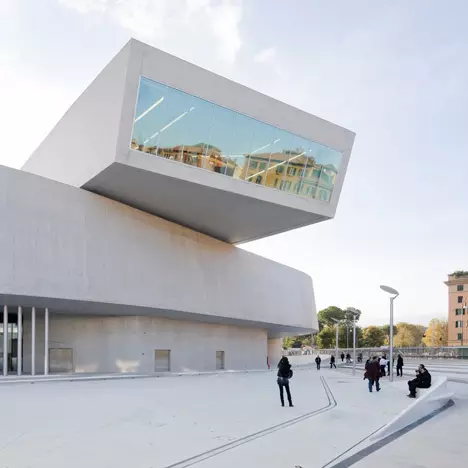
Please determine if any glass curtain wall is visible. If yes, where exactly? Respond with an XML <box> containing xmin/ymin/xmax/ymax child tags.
<box><xmin>131</xmin><ymin>76</ymin><xmax>342</xmax><ymax>203</ymax></box>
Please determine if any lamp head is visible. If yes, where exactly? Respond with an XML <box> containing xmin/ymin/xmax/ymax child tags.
<box><xmin>380</xmin><ymin>285</ymin><xmax>399</xmax><ymax>296</ymax></box>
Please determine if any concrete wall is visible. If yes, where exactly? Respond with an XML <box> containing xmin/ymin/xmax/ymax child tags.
<box><xmin>22</xmin><ymin>312</ymin><xmax>267</xmax><ymax>374</ymax></box>
<box><xmin>21</xmin><ymin>42</ymin><xmax>131</xmax><ymax>187</ymax></box>
<box><xmin>0</xmin><ymin>165</ymin><xmax>317</xmax><ymax>333</ymax></box>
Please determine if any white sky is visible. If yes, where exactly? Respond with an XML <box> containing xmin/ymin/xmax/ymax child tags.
<box><xmin>1</xmin><ymin>0</ymin><xmax>467</xmax><ymax>327</ymax></box>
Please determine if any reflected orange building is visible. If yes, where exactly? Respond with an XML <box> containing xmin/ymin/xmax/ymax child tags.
<box><xmin>131</xmin><ymin>140</ymin><xmax>337</xmax><ymax>201</ymax></box>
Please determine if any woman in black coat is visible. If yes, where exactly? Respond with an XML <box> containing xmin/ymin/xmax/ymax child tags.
<box><xmin>277</xmin><ymin>357</ymin><xmax>294</xmax><ymax>407</ymax></box>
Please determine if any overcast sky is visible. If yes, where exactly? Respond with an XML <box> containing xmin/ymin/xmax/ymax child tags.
<box><xmin>1</xmin><ymin>0</ymin><xmax>467</xmax><ymax>327</ymax></box>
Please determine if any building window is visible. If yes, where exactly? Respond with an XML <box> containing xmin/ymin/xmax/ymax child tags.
<box><xmin>458</xmin><ymin>296</ymin><xmax>463</xmax><ymax>303</ymax></box>
<box><xmin>280</xmin><ymin>180</ymin><xmax>292</xmax><ymax>191</ymax></box>
<box><xmin>458</xmin><ymin>333</ymin><xmax>463</xmax><ymax>340</ymax></box>
<box><xmin>216</xmin><ymin>351</ymin><xmax>225</xmax><ymax>370</ymax></box>
<box><xmin>456</xmin><ymin>309</ymin><xmax>460</xmax><ymax>315</ymax></box>
<box><xmin>457</xmin><ymin>284</ymin><xmax>464</xmax><ymax>291</ymax></box>
<box><xmin>456</xmin><ymin>308</ymin><xmax>466</xmax><ymax>315</ymax></box>
<box><xmin>131</xmin><ymin>76</ymin><xmax>342</xmax><ymax>203</ymax></box>
<box><xmin>154</xmin><ymin>349</ymin><xmax>171</xmax><ymax>372</ymax></box>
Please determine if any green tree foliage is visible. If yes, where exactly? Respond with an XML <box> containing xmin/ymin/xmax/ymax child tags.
<box><xmin>317</xmin><ymin>306</ymin><xmax>346</xmax><ymax>328</ymax></box>
<box><xmin>422</xmin><ymin>319</ymin><xmax>448</xmax><ymax>346</ymax></box>
<box><xmin>393</xmin><ymin>322</ymin><xmax>426</xmax><ymax>347</ymax></box>
<box><xmin>378</xmin><ymin>325</ymin><xmax>398</xmax><ymax>345</ymax></box>
<box><xmin>316</xmin><ymin>327</ymin><xmax>335</xmax><ymax>349</ymax></box>
<box><xmin>362</xmin><ymin>326</ymin><xmax>386</xmax><ymax>347</ymax></box>
<box><xmin>451</xmin><ymin>270</ymin><xmax>468</xmax><ymax>277</ymax></box>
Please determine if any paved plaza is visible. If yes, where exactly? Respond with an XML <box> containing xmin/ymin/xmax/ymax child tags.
<box><xmin>1</xmin><ymin>360</ymin><xmax>467</xmax><ymax>468</ymax></box>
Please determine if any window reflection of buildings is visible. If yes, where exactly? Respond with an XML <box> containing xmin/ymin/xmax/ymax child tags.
<box><xmin>131</xmin><ymin>140</ymin><xmax>239</xmax><ymax>176</ymax></box>
<box><xmin>241</xmin><ymin>151</ymin><xmax>337</xmax><ymax>202</ymax></box>
<box><xmin>131</xmin><ymin>139</ymin><xmax>337</xmax><ymax>202</ymax></box>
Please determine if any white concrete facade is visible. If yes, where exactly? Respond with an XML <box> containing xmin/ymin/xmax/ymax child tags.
<box><xmin>0</xmin><ymin>164</ymin><xmax>316</xmax><ymax>374</ymax></box>
<box><xmin>0</xmin><ymin>39</ymin><xmax>355</xmax><ymax>375</ymax></box>
<box><xmin>23</xmin><ymin>39</ymin><xmax>355</xmax><ymax>243</ymax></box>
<box><xmin>22</xmin><ymin>312</ymin><xmax>267</xmax><ymax>374</ymax></box>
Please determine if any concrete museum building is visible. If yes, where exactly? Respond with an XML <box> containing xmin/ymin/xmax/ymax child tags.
<box><xmin>0</xmin><ymin>40</ymin><xmax>355</xmax><ymax>376</ymax></box>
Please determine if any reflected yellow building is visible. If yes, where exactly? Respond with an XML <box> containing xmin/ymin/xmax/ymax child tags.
<box><xmin>131</xmin><ymin>140</ymin><xmax>337</xmax><ymax>201</ymax></box>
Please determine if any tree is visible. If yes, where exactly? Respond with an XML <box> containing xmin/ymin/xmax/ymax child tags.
<box><xmin>362</xmin><ymin>326</ymin><xmax>386</xmax><ymax>347</ymax></box>
<box><xmin>316</xmin><ymin>327</ymin><xmax>336</xmax><ymax>349</ymax></box>
<box><xmin>343</xmin><ymin>307</ymin><xmax>362</xmax><ymax>326</ymax></box>
<box><xmin>393</xmin><ymin>322</ymin><xmax>425</xmax><ymax>347</ymax></box>
<box><xmin>317</xmin><ymin>306</ymin><xmax>345</xmax><ymax>328</ymax></box>
<box><xmin>422</xmin><ymin>319</ymin><xmax>448</xmax><ymax>346</ymax></box>
<box><xmin>378</xmin><ymin>325</ymin><xmax>398</xmax><ymax>345</ymax></box>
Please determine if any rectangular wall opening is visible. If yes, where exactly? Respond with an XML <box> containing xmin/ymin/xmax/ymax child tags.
<box><xmin>154</xmin><ymin>349</ymin><xmax>171</xmax><ymax>372</ymax></box>
<box><xmin>216</xmin><ymin>350</ymin><xmax>225</xmax><ymax>370</ymax></box>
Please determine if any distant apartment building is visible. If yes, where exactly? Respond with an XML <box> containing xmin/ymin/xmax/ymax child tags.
<box><xmin>445</xmin><ymin>271</ymin><xmax>468</xmax><ymax>346</ymax></box>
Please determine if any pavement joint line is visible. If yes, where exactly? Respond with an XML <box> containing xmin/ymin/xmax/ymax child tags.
<box><xmin>164</xmin><ymin>375</ymin><xmax>337</xmax><ymax>468</ymax></box>
<box><xmin>320</xmin><ymin>424</ymin><xmax>386</xmax><ymax>468</ymax></box>
<box><xmin>327</xmin><ymin>399</ymin><xmax>455</xmax><ymax>468</ymax></box>
<box><xmin>0</xmin><ymin>365</ymin><xmax>319</xmax><ymax>386</ymax></box>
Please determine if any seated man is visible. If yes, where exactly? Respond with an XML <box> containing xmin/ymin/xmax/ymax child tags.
<box><xmin>408</xmin><ymin>364</ymin><xmax>431</xmax><ymax>398</ymax></box>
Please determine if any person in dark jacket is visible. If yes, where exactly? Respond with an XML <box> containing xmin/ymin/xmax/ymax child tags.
<box><xmin>315</xmin><ymin>355</ymin><xmax>321</xmax><ymax>370</ymax></box>
<box><xmin>408</xmin><ymin>364</ymin><xmax>431</xmax><ymax>398</ymax></box>
<box><xmin>277</xmin><ymin>357</ymin><xmax>293</xmax><ymax>407</ymax></box>
<box><xmin>363</xmin><ymin>358</ymin><xmax>370</xmax><ymax>380</ymax></box>
<box><xmin>341</xmin><ymin>352</ymin><xmax>345</xmax><ymax>362</ymax></box>
<box><xmin>366</xmin><ymin>357</ymin><xmax>381</xmax><ymax>392</ymax></box>
<box><xmin>346</xmin><ymin>353</ymin><xmax>351</xmax><ymax>363</ymax></box>
<box><xmin>396</xmin><ymin>354</ymin><xmax>404</xmax><ymax>376</ymax></box>
<box><xmin>330</xmin><ymin>355</ymin><xmax>336</xmax><ymax>369</ymax></box>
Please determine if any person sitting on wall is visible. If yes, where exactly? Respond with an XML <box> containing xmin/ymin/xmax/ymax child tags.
<box><xmin>408</xmin><ymin>364</ymin><xmax>432</xmax><ymax>398</ymax></box>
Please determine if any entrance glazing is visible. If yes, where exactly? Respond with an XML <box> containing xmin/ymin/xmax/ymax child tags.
<box><xmin>0</xmin><ymin>313</ymin><xmax>19</xmax><ymax>374</ymax></box>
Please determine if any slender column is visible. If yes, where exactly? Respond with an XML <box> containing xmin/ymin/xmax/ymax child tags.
<box><xmin>44</xmin><ymin>308</ymin><xmax>49</xmax><ymax>375</ymax></box>
<box><xmin>31</xmin><ymin>307</ymin><xmax>36</xmax><ymax>376</ymax></box>
<box><xmin>335</xmin><ymin>324</ymin><xmax>339</xmax><ymax>363</ymax></box>
<box><xmin>352</xmin><ymin>316</ymin><xmax>356</xmax><ymax>376</ymax></box>
<box><xmin>17</xmin><ymin>306</ymin><xmax>22</xmax><ymax>376</ymax></box>
<box><xmin>389</xmin><ymin>298</ymin><xmax>394</xmax><ymax>382</ymax></box>
<box><xmin>3</xmin><ymin>306</ymin><xmax>8</xmax><ymax>376</ymax></box>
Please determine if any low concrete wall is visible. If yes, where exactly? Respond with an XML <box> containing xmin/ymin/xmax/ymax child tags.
<box><xmin>370</xmin><ymin>376</ymin><xmax>453</xmax><ymax>441</ymax></box>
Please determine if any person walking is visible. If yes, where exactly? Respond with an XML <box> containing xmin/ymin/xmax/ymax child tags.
<box><xmin>408</xmin><ymin>364</ymin><xmax>431</xmax><ymax>398</ymax></box>
<box><xmin>396</xmin><ymin>354</ymin><xmax>404</xmax><ymax>376</ymax></box>
<box><xmin>346</xmin><ymin>353</ymin><xmax>351</xmax><ymax>363</ymax></box>
<box><xmin>379</xmin><ymin>356</ymin><xmax>387</xmax><ymax>377</ymax></box>
<box><xmin>341</xmin><ymin>352</ymin><xmax>345</xmax><ymax>362</ymax></box>
<box><xmin>277</xmin><ymin>357</ymin><xmax>294</xmax><ymax>407</ymax></box>
<box><xmin>315</xmin><ymin>355</ymin><xmax>322</xmax><ymax>370</ymax></box>
<box><xmin>330</xmin><ymin>355</ymin><xmax>336</xmax><ymax>369</ymax></box>
<box><xmin>366</xmin><ymin>357</ymin><xmax>381</xmax><ymax>392</ymax></box>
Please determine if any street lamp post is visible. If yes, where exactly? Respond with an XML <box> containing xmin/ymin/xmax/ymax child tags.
<box><xmin>380</xmin><ymin>285</ymin><xmax>399</xmax><ymax>382</ymax></box>
<box><xmin>330</xmin><ymin>317</ymin><xmax>344</xmax><ymax>364</ymax></box>
<box><xmin>347</xmin><ymin>308</ymin><xmax>359</xmax><ymax>376</ymax></box>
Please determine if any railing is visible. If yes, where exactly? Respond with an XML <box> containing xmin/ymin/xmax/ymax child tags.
<box><xmin>288</xmin><ymin>346</ymin><xmax>468</xmax><ymax>359</ymax></box>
